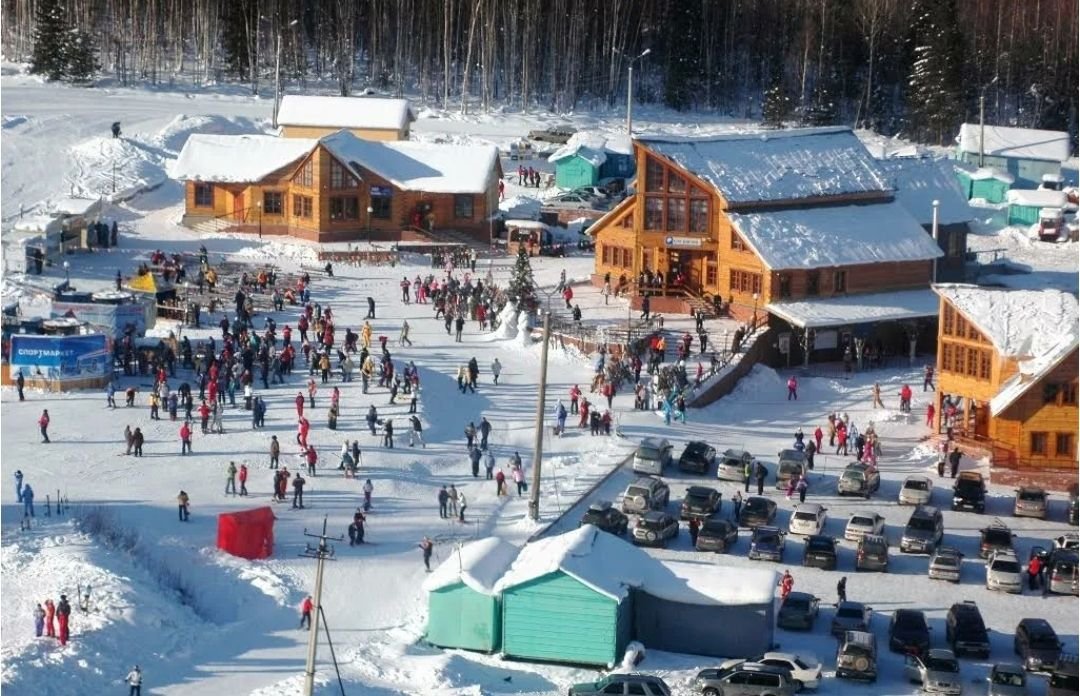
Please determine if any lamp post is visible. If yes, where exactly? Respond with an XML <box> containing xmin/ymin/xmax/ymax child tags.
<box><xmin>273</xmin><ymin>18</ymin><xmax>301</xmax><ymax>129</ymax></box>
<box><xmin>978</xmin><ymin>77</ymin><xmax>998</xmax><ymax>168</ymax></box>
<box><xmin>366</xmin><ymin>205</ymin><xmax>374</xmax><ymax>243</ymax></box>
<box><xmin>931</xmin><ymin>199</ymin><xmax>940</xmax><ymax>282</ymax></box>
<box><xmin>62</xmin><ymin>260</ymin><xmax>70</xmax><ymax>284</ymax></box>
<box><xmin>257</xmin><ymin>201</ymin><xmax>263</xmax><ymax>239</ymax></box>
<box><xmin>622</xmin><ymin>48</ymin><xmax>651</xmax><ymax>135</ymax></box>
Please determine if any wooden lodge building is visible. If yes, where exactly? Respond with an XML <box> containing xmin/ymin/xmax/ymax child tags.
<box><xmin>171</xmin><ymin>130</ymin><xmax>500</xmax><ymax>244</ymax></box>
<box><xmin>589</xmin><ymin>127</ymin><xmax>948</xmax><ymax>364</ymax></box>
<box><xmin>277</xmin><ymin>95</ymin><xmax>415</xmax><ymax>141</ymax></box>
<box><xmin>932</xmin><ymin>285</ymin><xmax>1078</xmax><ymax>471</ymax></box>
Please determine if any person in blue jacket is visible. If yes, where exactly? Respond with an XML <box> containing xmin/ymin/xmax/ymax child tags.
<box><xmin>22</xmin><ymin>484</ymin><xmax>34</xmax><ymax>517</ymax></box>
<box><xmin>14</xmin><ymin>470</ymin><xmax>23</xmax><ymax>502</ymax></box>
<box><xmin>553</xmin><ymin>400</ymin><xmax>567</xmax><ymax>435</ymax></box>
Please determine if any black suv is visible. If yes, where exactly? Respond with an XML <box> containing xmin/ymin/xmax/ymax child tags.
<box><xmin>946</xmin><ymin>601</ymin><xmax>990</xmax><ymax>658</ymax></box>
<box><xmin>802</xmin><ymin>534</ymin><xmax>838</xmax><ymax>570</ymax></box>
<box><xmin>678</xmin><ymin>441</ymin><xmax>716</xmax><ymax>474</ymax></box>
<box><xmin>889</xmin><ymin>609</ymin><xmax>930</xmax><ymax>656</ymax></box>
<box><xmin>580</xmin><ymin>500</ymin><xmax>629</xmax><ymax>536</ymax></box>
<box><xmin>952</xmin><ymin>472</ymin><xmax>987</xmax><ymax>513</ymax></box>
<box><xmin>739</xmin><ymin>496</ymin><xmax>778</xmax><ymax>528</ymax></box>
<box><xmin>979</xmin><ymin>520</ymin><xmax>1016</xmax><ymax>559</ymax></box>
<box><xmin>1015</xmin><ymin>618</ymin><xmax>1063</xmax><ymax>672</ymax></box>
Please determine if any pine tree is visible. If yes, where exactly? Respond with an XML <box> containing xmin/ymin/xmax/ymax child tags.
<box><xmin>65</xmin><ymin>29</ymin><xmax>100</xmax><ymax>83</ymax></box>
<box><xmin>661</xmin><ymin>1</ymin><xmax>703</xmax><ymax>111</ymax></box>
<box><xmin>29</xmin><ymin>0</ymin><xmax>70</xmax><ymax>81</ymax></box>
<box><xmin>906</xmin><ymin>0</ymin><xmax>966</xmax><ymax>144</ymax></box>
<box><xmin>761</xmin><ymin>79</ymin><xmax>792</xmax><ymax>128</ymax></box>
<box><xmin>507</xmin><ymin>247</ymin><xmax>537</xmax><ymax>309</ymax></box>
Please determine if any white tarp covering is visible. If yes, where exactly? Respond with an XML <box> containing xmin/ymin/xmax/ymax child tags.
<box><xmin>768</xmin><ymin>288</ymin><xmax>940</xmax><ymax>329</ymax></box>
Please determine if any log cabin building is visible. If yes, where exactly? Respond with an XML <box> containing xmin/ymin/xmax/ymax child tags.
<box><xmin>277</xmin><ymin>95</ymin><xmax>415</xmax><ymax>141</ymax></box>
<box><xmin>589</xmin><ymin>127</ymin><xmax>945</xmax><ymax>364</ymax></box>
<box><xmin>171</xmin><ymin>130</ymin><xmax>500</xmax><ymax>244</ymax></box>
<box><xmin>933</xmin><ymin>284</ymin><xmax>1078</xmax><ymax>471</ymax></box>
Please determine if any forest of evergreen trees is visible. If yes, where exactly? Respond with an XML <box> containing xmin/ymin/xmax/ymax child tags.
<box><xmin>4</xmin><ymin>0</ymin><xmax>1077</xmax><ymax>146</ymax></box>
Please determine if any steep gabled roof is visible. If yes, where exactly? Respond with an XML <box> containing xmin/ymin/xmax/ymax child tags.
<box><xmin>957</xmin><ymin>123</ymin><xmax>1071</xmax><ymax>163</ymax></box>
<box><xmin>991</xmin><ymin>338</ymin><xmax>1079</xmax><ymax>416</ymax></box>
<box><xmin>170</xmin><ymin>134</ymin><xmax>314</xmax><ymax>183</ymax></box>
<box><xmin>278</xmin><ymin>95</ymin><xmax>414</xmax><ymax>131</ymax></box>
<box><xmin>638</xmin><ymin>127</ymin><xmax>890</xmax><ymax>206</ymax></box>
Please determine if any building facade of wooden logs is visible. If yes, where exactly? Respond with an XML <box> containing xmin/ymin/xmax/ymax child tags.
<box><xmin>173</xmin><ymin>130</ymin><xmax>501</xmax><ymax>245</ymax></box>
<box><xmin>588</xmin><ymin>127</ymin><xmax>950</xmax><ymax>365</ymax></box>
<box><xmin>933</xmin><ymin>285</ymin><xmax>1078</xmax><ymax>474</ymax></box>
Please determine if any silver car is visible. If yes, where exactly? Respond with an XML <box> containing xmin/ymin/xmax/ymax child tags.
<box><xmin>789</xmin><ymin>503</ymin><xmax>828</xmax><ymax>536</ymax></box>
<box><xmin>1014</xmin><ymin>487</ymin><xmax>1048</xmax><ymax>519</ymax></box>
<box><xmin>928</xmin><ymin>547</ymin><xmax>964</xmax><ymax>583</ymax></box>
<box><xmin>775</xmin><ymin>450</ymin><xmax>807</xmax><ymax>490</ymax></box>
<box><xmin>987</xmin><ymin>663</ymin><xmax>1028</xmax><ymax>696</ymax></box>
<box><xmin>905</xmin><ymin>649</ymin><xmax>962</xmax><ymax>695</ymax></box>
<box><xmin>986</xmin><ymin>550</ymin><xmax>1024</xmax><ymax>594</ymax></box>
<box><xmin>844</xmin><ymin>511</ymin><xmax>885</xmax><ymax>542</ymax></box>
<box><xmin>899</xmin><ymin>475</ymin><xmax>934</xmax><ymax>506</ymax></box>
<box><xmin>717</xmin><ymin>448</ymin><xmax>755</xmax><ymax>482</ymax></box>
<box><xmin>831</xmin><ymin>601</ymin><xmax>872</xmax><ymax>637</ymax></box>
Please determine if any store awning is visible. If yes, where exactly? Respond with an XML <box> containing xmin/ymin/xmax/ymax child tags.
<box><xmin>767</xmin><ymin>288</ymin><xmax>939</xmax><ymax>329</ymax></box>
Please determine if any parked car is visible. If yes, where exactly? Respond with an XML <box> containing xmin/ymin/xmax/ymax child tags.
<box><xmin>693</xmin><ymin>664</ymin><xmax>799</xmax><ymax>696</ymax></box>
<box><xmin>986</xmin><ymin>550</ymin><xmax>1024</xmax><ymax>594</ymax></box>
<box><xmin>1068</xmin><ymin>483</ymin><xmax>1078</xmax><ymax>525</ymax></box>
<box><xmin>776</xmin><ymin>591</ymin><xmax>819</xmax><ymax>631</ymax></box>
<box><xmin>775</xmin><ymin>450</ymin><xmax>807</xmax><ymax>489</ymax></box>
<box><xmin>1044</xmin><ymin>550</ymin><xmax>1079</xmax><ymax>596</ymax></box>
<box><xmin>1048</xmin><ymin>654</ymin><xmax>1079</xmax><ymax>696</ymax></box>
<box><xmin>856</xmin><ymin>534</ymin><xmax>890</xmax><ymax>572</ymax></box>
<box><xmin>844</xmin><ymin>511</ymin><xmax>885</xmax><ymax>542</ymax></box>
<box><xmin>1014</xmin><ymin>618</ymin><xmax>1063</xmax><ymax>672</ymax></box>
<box><xmin>748</xmin><ymin>526</ymin><xmax>786</xmax><ymax>562</ymax></box>
<box><xmin>952</xmin><ymin>471</ymin><xmax>987</xmax><ymax>513</ymax></box>
<box><xmin>889</xmin><ymin>609</ymin><xmax>931</xmax><ymax>656</ymax></box>
<box><xmin>831</xmin><ymin>601</ymin><xmax>872</xmax><ymax>637</ymax></box>
<box><xmin>1013</xmin><ymin>487</ymin><xmax>1048</xmax><ymax>519</ymax></box>
<box><xmin>979</xmin><ymin>520</ymin><xmax>1016</xmax><ymax>559</ymax></box>
<box><xmin>719</xmin><ymin>653</ymin><xmax>823</xmax><ymax>690</ymax></box>
<box><xmin>802</xmin><ymin>534</ymin><xmax>838</xmax><ymax>570</ymax></box>
<box><xmin>739</xmin><ymin>496</ymin><xmax>778</xmax><ymax>528</ymax></box>
<box><xmin>928</xmin><ymin>547</ymin><xmax>964</xmax><ymax>583</ymax></box>
<box><xmin>696</xmin><ymin>518</ymin><xmax>739</xmax><ymax>553</ymax></box>
<box><xmin>569</xmin><ymin>185</ymin><xmax>611</xmax><ymax>201</ymax></box>
<box><xmin>631</xmin><ymin>511</ymin><xmax>679</xmax><ymax>548</ymax></box>
<box><xmin>789</xmin><ymin>503</ymin><xmax>828</xmax><ymax>536</ymax></box>
<box><xmin>678</xmin><ymin>441</ymin><xmax>716</xmax><ymax>475</ymax></box>
<box><xmin>946</xmin><ymin>601</ymin><xmax>990</xmax><ymax>658</ymax></box>
<box><xmin>836</xmin><ymin>630</ymin><xmax>878</xmax><ymax>682</ymax></box>
<box><xmin>621</xmin><ymin>477</ymin><xmax>670</xmax><ymax>515</ymax></box>
<box><xmin>987</xmin><ymin>664</ymin><xmax>1028</xmax><ymax>696</ymax></box>
<box><xmin>542</xmin><ymin>191</ymin><xmax>605</xmax><ymax>211</ymax></box>
<box><xmin>837</xmin><ymin>462</ymin><xmax>881</xmax><ymax>498</ymax></box>
<box><xmin>1054</xmin><ymin>532</ymin><xmax>1079</xmax><ymax>551</ymax></box>
<box><xmin>899</xmin><ymin>475</ymin><xmax>934</xmax><ymax>506</ymax></box>
<box><xmin>568</xmin><ymin>673</ymin><xmax>671</xmax><ymax>695</ymax></box>
<box><xmin>717</xmin><ymin>448</ymin><xmax>755</xmax><ymax>482</ymax></box>
<box><xmin>681</xmin><ymin>486</ymin><xmax>722</xmax><ymax>520</ymax></box>
<box><xmin>900</xmin><ymin>505</ymin><xmax>944</xmax><ymax>554</ymax></box>
<box><xmin>580</xmin><ymin>500</ymin><xmax>629</xmax><ymax>536</ymax></box>
<box><xmin>904</xmin><ymin>649</ymin><xmax>962</xmax><ymax>695</ymax></box>
<box><xmin>528</xmin><ymin>125</ymin><xmax>576</xmax><ymax>144</ymax></box>
<box><xmin>633</xmin><ymin>437</ymin><xmax>674</xmax><ymax>476</ymax></box>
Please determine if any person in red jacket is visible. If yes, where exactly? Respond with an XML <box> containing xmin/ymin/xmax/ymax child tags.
<box><xmin>569</xmin><ymin>385</ymin><xmax>581</xmax><ymax>415</ymax></box>
<box><xmin>899</xmin><ymin>384</ymin><xmax>913</xmax><ymax>413</ymax></box>
<box><xmin>38</xmin><ymin>409</ymin><xmax>50</xmax><ymax>443</ymax></box>
<box><xmin>294</xmin><ymin>391</ymin><xmax>305</xmax><ymax>417</ymax></box>
<box><xmin>299</xmin><ymin>596</ymin><xmax>313</xmax><ymax>630</ymax></box>
<box><xmin>562</xmin><ymin>285</ymin><xmax>573</xmax><ymax>309</ymax></box>
<box><xmin>601</xmin><ymin>382</ymin><xmax>615</xmax><ymax>409</ymax></box>
<box><xmin>926</xmin><ymin>403</ymin><xmax>936</xmax><ymax>428</ymax></box>
<box><xmin>56</xmin><ymin>594</ymin><xmax>71</xmax><ymax>645</ymax></box>
<box><xmin>578</xmin><ymin>398</ymin><xmax>590</xmax><ymax>429</ymax></box>
<box><xmin>813</xmin><ymin>426</ymin><xmax>824</xmax><ymax>453</ymax></box>
<box><xmin>197</xmin><ymin>401</ymin><xmax>211</xmax><ymax>433</ymax></box>
<box><xmin>238</xmin><ymin>464</ymin><xmax>248</xmax><ymax>496</ymax></box>
<box><xmin>305</xmin><ymin>445</ymin><xmax>318</xmax><ymax>476</ymax></box>
<box><xmin>44</xmin><ymin>599</ymin><xmax>55</xmax><ymax>637</ymax></box>
<box><xmin>779</xmin><ymin>570</ymin><xmax>794</xmax><ymax>600</ymax></box>
<box><xmin>179</xmin><ymin>421</ymin><xmax>192</xmax><ymax>455</ymax></box>
<box><xmin>297</xmin><ymin>417</ymin><xmax>310</xmax><ymax>449</ymax></box>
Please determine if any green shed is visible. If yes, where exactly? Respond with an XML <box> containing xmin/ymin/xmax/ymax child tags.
<box><xmin>955</xmin><ymin>167</ymin><xmax>1013</xmax><ymax>204</ymax></box>
<box><xmin>495</xmin><ymin>526</ymin><xmax>641</xmax><ymax>667</ymax></box>
<box><xmin>1006</xmin><ymin>189</ymin><xmax>1067</xmax><ymax>226</ymax></box>
<box><xmin>423</xmin><ymin>537</ymin><xmax>518</xmax><ymax>652</ymax></box>
<box><xmin>956</xmin><ymin>123</ymin><xmax>1070</xmax><ymax>189</ymax></box>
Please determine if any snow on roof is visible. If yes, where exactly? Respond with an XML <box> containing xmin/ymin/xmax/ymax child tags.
<box><xmin>48</xmin><ymin>197</ymin><xmax>101</xmax><ymax>216</ymax></box>
<box><xmin>727</xmin><ymin>200</ymin><xmax>942</xmax><ymax>271</ymax></box>
<box><xmin>958</xmin><ymin>124</ymin><xmax>1071</xmax><ymax>163</ymax></box>
<box><xmin>499</xmin><ymin>195</ymin><xmax>541</xmax><ymax>220</ymax></box>
<box><xmin>639</xmin><ymin>127</ymin><xmax>889</xmax><ymax>205</ymax></box>
<box><xmin>494</xmin><ymin>526</ymin><xmax>777</xmax><ymax>605</ymax></box>
<box><xmin>965</xmin><ymin>167</ymin><xmax>1015</xmax><ymax>183</ymax></box>
<box><xmin>504</xmin><ymin>220</ymin><xmax>549</xmax><ymax>230</ymax></box>
<box><xmin>277</xmin><ymin>95</ymin><xmax>414</xmax><ymax>131</ymax></box>
<box><xmin>548</xmin><ymin>132</ymin><xmax>609</xmax><ymax>167</ymax></box>
<box><xmin>768</xmin><ymin>288</ymin><xmax>940</xmax><ymax>329</ymax></box>
<box><xmin>422</xmin><ymin>537</ymin><xmax>519</xmax><ymax>595</ymax></box>
<box><xmin>990</xmin><ymin>335</ymin><xmax>1080</xmax><ymax>416</ymax></box>
<box><xmin>170</xmin><ymin>134</ymin><xmax>313</xmax><ymax>183</ymax></box>
<box><xmin>321</xmin><ymin>131</ymin><xmax>497</xmax><ymax>194</ymax></box>
<box><xmin>876</xmin><ymin>158</ymin><xmax>973</xmax><ymax>225</ymax></box>
<box><xmin>1006</xmin><ymin>189</ymin><xmax>1068</xmax><ymax>208</ymax></box>
<box><xmin>933</xmin><ymin>285</ymin><xmax>1079</xmax><ymax>361</ymax></box>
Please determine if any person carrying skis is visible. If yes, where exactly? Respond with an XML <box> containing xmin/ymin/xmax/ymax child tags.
<box><xmin>299</xmin><ymin>596</ymin><xmax>313</xmax><ymax>630</ymax></box>
<box><xmin>225</xmin><ymin>462</ymin><xmax>238</xmax><ymax>495</ymax></box>
<box><xmin>419</xmin><ymin>536</ymin><xmax>434</xmax><ymax>571</ymax></box>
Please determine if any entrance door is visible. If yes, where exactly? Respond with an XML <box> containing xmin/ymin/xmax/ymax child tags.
<box><xmin>667</xmin><ymin>250</ymin><xmax>691</xmax><ymax>292</ymax></box>
<box><xmin>233</xmin><ymin>193</ymin><xmax>245</xmax><ymax>221</ymax></box>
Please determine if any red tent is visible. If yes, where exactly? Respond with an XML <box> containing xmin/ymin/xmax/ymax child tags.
<box><xmin>216</xmin><ymin>507</ymin><xmax>275</xmax><ymax>560</ymax></box>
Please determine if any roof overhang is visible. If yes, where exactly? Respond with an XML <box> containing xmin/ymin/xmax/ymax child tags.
<box><xmin>767</xmin><ymin>288</ymin><xmax>939</xmax><ymax>329</ymax></box>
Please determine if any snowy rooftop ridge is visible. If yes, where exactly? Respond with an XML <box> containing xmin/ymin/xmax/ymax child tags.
<box><xmin>1005</xmin><ymin>189</ymin><xmax>1068</xmax><ymax>209</ymax></box>
<box><xmin>170</xmin><ymin>134</ymin><xmax>313</xmax><ymax>183</ymax></box>
<box><xmin>957</xmin><ymin>123</ymin><xmax>1072</xmax><ymax>163</ymax></box>
<box><xmin>639</xmin><ymin>127</ymin><xmax>890</xmax><ymax>205</ymax></box>
<box><xmin>547</xmin><ymin>131</ymin><xmax>632</xmax><ymax>165</ymax></box>
<box><xmin>727</xmin><ymin>200</ymin><xmax>942</xmax><ymax>271</ymax></box>
<box><xmin>768</xmin><ymin>288</ymin><xmax>939</xmax><ymax>329</ymax></box>
<box><xmin>277</xmin><ymin>95</ymin><xmax>414</xmax><ymax>131</ymax></box>
<box><xmin>876</xmin><ymin>157</ymin><xmax>973</xmax><ymax>226</ymax></box>
<box><xmin>990</xmin><ymin>335</ymin><xmax>1080</xmax><ymax>416</ymax></box>
<box><xmin>422</xmin><ymin>537</ymin><xmax>519</xmax><ymax>595</ymax></box>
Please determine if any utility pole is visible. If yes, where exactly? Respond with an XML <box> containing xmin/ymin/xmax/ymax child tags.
<box><xmin>300</xmin><ymin>517</ymin><xmax>341</xmax><ymax>696</ymax></box>
<box><xmin>978</xmin><ymin>95</ymin><xmax>985</xmax><ymax>168</ymax></box>
<box><xmin>931</xmin><ymin>199</ymin><xmax>940</xmax><ymax>283</ymax></box>
<box><xmin>528</xmin><ymin>312</ymin><xmax>552</xmax><ymax>521</ymax></box>
<box><xmin>624</xmin><ymin>48</ymin><xmax>651</xmax><ymax>135</ymax></box>
<box><xmin>273</xmin><ymin>31</ymin><xmax>282</xmax><ymax>128</ymax></box>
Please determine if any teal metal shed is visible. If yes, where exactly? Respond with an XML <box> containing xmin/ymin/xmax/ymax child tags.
<box><xmin>549</xmin><ymin>145</ymin><xmax>605</xmax><ymax>190</ymax></box>
<box><xmin>956</xmin><ymin>124</ymin><xmax>1071</xmax><ymax>190</ymax></box>
<box><xmin>496</xmin><ymin>526</ymin><xmax>644</xmax><ymax>667</ymax></box>
<box><xmin>955</xmin><ymin>167</ymin><xmax>1013</xmax><ymax>204</ymax></box>
<box><xmin>1006</xmin><ymin>189</ymin><xmax>1067</xmax><ymax>227</ymax></box>
<box><xmin>423</xmin><ymin>537</ymin><xmax>518</xmax><ymax>652</ymax></box>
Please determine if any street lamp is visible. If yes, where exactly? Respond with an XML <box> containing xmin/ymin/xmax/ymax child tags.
<box><xmin>366</xmin><ymin>205</ymin><xmax>374</xmax><ymax>242</ymax></box>
<box><xmin>257</xmin><ymin>200</ymin><xmax>263</xmax><ymax>239</ymax></box>
<box><xmin>63</xmin><ymin>260</ymin><xmax>70</xmax><ymax>284</ymax></box>
<box><xmin>272</xmin><ymin>18</ymin><xmax>301</xmax><ymax>128</ymax></box>
<box><xmin>931</xmin><ymin>199</ymin><xmax>940</xmax><ymax>282</ymax></box>
<box><xmin>617</xmin><ymin>48</ymin><xmax>651</xmax><ymax>135</ymax></box>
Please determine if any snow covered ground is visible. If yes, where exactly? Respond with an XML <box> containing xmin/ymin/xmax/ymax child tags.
<box><xmin>1</xmin><ymin>73</ymin><xmax>1077</xmax><ymax>695</ymax></box>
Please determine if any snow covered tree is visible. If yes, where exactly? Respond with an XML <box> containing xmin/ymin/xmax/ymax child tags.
<box><xmin>29</xmin><ymin>0</ymin><xmax>70</xmax><ymax>81</ymax></box>
<box><xmin>905</xmin><ymin>0</ymin><xmax>965</xmax><ymax>144</ymax></box>
<box><xmin>761</xmin><ymin>79</ymin><xmax>792</xmax><ymax>128</ymax></box>
<box><xmin>65</xmin><ymin>29</ymin><xmax>100</xmax><ymax>83</ymax></box>
<box><xmin>507</xmin><ymin>247</ymin><xmax>537</xmax><ymax>309</ymax></box>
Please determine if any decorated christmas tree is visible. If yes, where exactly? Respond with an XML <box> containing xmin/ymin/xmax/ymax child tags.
<box><xmin>507</xmin><ymin>246</ymin><xmax>537</xmax><ymax>310</ymax></box>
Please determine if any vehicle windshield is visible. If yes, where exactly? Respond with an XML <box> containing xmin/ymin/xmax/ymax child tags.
<box><xmin>626</xmin><ymin>486</ymin><xmax>650</xmax><ymax>498</ymax></box>
<box><xmin>907</xmin><ymin>517</ymin><xmax>936</xmax><ymax>531</ymax></box>
<box><xmin>842</xmin><ymin>644</ymin><xmax>872</xmax><ymax>657</ymax></box>
<box><xmin>807</xmin><ymin>538</ymin><xmax>833</xmax><ymax>551</ymax></box>
<box><xmin>842</xmin><ymin>471</ymin><xmax>864</xmax><ymax>482</ymax></box>
<box><xmin>637</xmin><ymin>447</ymin><xmax>661</xmax><ymax>459</ymax></box>
<box><xmin>702</xmin><ymin>521</ymin><xmax>729</xmax><ymax>534</ymax></box>
<box><xmin>933</xmin><ymin>554</ymin><xmax>960</xmax><ymax>567</ymax></box>
<box><xmin>992</xmin><ymin>671</ymin><xmax>1024</xmax><ymax>686</ymax></box>
<box><xmin>851</xmin><ymin>516</ymin><xmax>874</xmax><ymax>526</ymax></box>
<box><xmin>1030</xmin><ymin>634</ymin><xmax>1060</xmax><ymax>649</ymax></box>
<box><xmin>779</xmin><ymin>462</ymin><xmax>801</xmax><ymax>475</ymax></box>
<box><xmin>895</xmin><ymin>613</ymin><xmax>925</xmax><ymax>629</ymax></box>
<box><xmin>905</xmin><ymin>479</ymin><xmax>929</xmax><ymax>491</ymax></box>
<box><xmin>745</xmin><ymin>498</ymin><xmax>768</xmax><ymax>512</ymax></box>
<box><xmin>955</xmin><ymin>479</ymin><xmax>983</xmax><ymax>492</ymax></box>
<box><xmin>926</xmin><ymin>657</ymin><xmax>959</xmax><ymax>673</ymax></box>
<box><xmin>1019</xmin><ymin>490</ymin><xmax>1045</xmax><ymax>501</ymax></box>
<box><xmin>990</xmin><ymin>559</ymin><xmax>1020</xmax><ymax>573</ymax></box>
<box><xmin>984</xmin><ymin>529</ymin><xmax>1012</xmax><ymax>545</ymax></box>
<box><xmin>837</xmin><ymin>606</ymin><xmax>864</xmax><ymax>618</ymax></box>
<box><xmin>754</xmin><ymin>531</ymin><xmax>779</xmax><ymax>544</ymax></box>
<box><xmin>686</xmin><ymin>489</ymin><xmax>713</xmax><ymax>503</ymax></box>
<box><xmin>792</xmin><ymin>657</ymin><xmax>811</xmax><ymax>669</ymax></box>
<box><xmin>862</xmin><ymin>540</ymin><xmax>887</xmax><ymax>553</ymax></box>
<box><xmin>794</xmin><ymin>511</ymin><xmax>818</xmax><ymax>521</ymax></box>
<box><xmin>641</xmin><ymin>517</ymin><xmax>667</xmax><ymax>529</ymax></box>
<box><xmin>783</xmin><ymin>596</ymin><xmax>809</xmax><ymax>610</ymax></box>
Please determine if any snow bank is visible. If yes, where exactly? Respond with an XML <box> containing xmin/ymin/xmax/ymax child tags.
<box><xmin>231</xmin><ymin>241</ymin><xmax>319</xmax><ymax>264</ymax></box>
<box><xmin>728</xmin><ymin>364</ymin><xmax>786</xmax><ymax>401</ymax></box>
<box><xmin>513</xmin><ymin>310</ymin><xmax>533</xmax><ymax>347</ymax></box>
<box><xmin>499</xmin><ymin>195</ymin><xmax>541</xmax><ymax>220</ymax></box>
<box><xmin>422</xmin><ymin>537</ymin><xmax>519</xmax><ymax>594</ymax></box>
<box><xmin>492</xmin><ymin>303</ymin><xmax>520</xmax><ymax>340</ymax></box>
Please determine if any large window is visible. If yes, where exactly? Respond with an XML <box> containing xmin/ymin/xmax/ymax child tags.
<box><xmin>1030</xmin><ymin>432</ymin><xmax>1048</xmax><ymax>456</ymax></box>
<box><xmin>329</xmin><ymin>196</ymin><xmax>359</xmax><ymax>220</ymax></box>
<box><xmin>730</xmin><ymin>269</ymin><xmax>761</xmax><ymax>295</ymax></box>
<box><xmin>806</xmin><ymin>271</ymin><xmax>820</xmax><ymax>296</ymax></box>
<box><xmin>689</xmin><ymin>199</ymin><xmax>708</xmax><ymax>233</ymax></box>
<box><xmin>1056</xmin><ymin>433</ymin><xmax>1074</xmax><ymax>457</ymax></box>
<box><xmin>705</xmin><ymin>261</ymin><xmax>717</xmax><ymax>287</ymax></box>
<box><xmin>646</xmin><ymin>158</ymin><xmax>664</xmax><ymax>193</ymax></box>
<box><xmin>294</xmin><ymin>160</ymin><xmax>313</xmax><ymax>188</ymax></box>
<box><xmin>194</xmin><ymin>183</ymin><xmax>214</xmax><ymax>207</ymax></box>
<box><xmin>329</xmin><ymin>160</ymin><xmax>357</xmax><ymax>189</ymax></box>
<box><xmin>942</xmin><ymin>304</ymin><xmax>955</xmax><ymax>335</ymax></box>
<box><xmin>645</xmin><ymin>197</ymin><xmax>663</xmax><ymax>230</ymax></box>
<box><xmin>370</xmin><ymin>186</ymin><xmax>392</xmax><ymax>219</ymax></box>
<box><xmin>292</xmin><ymin>194</ymin><xmax>312</xmax><ymax>219</ymax></box>
<box><xmin>454</xmin><ymin>194</ymin><xmax>474</xmax><ymax>220</ymax></box>
<box><xmin>262</xmin><ymin>191</ymin><xmax>283</xmax><ymax>215</ymax></box>
<box><xmin>665</xmin><ymin>198</ymin><xmax>686</xmax><ymax>231</ymax></box>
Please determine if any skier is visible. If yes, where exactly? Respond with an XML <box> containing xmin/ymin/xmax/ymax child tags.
<box><xmin>419</xmin><ymin>536</ymin><xmax>434</xmax><ymax>571</ymax></box>
<box><xmin>457</xmin><ymin>489</ymin><xmax>468</xmax><ymax>523</ymax></box>
<box><xmin>484</xmin><ymin>450</ymin><xmax>496</xmax><ymax>480</ymax></box>
<box><xmin>177</xmin><ymin>490</ymin><xmax>190</xmax><ymax>521</ymax></box>
<box><xmin>495</xmin><ymin>468</ymin><xmax>507</xmax><ymax>496</ymax></box>
<box><xmin>926</xmin><ymin>402</ymin><xmax>936</xmax><ymax>427</ymax></box>
<box><xmin>299</xmin><ymin>596</ymin><xmax>313</xmax><ymax>630</ymax></box>
<box><xmin>305</xmin><ymin>445</ymin><xmax>318</xmax><ymax>476</ymax></box>
<box><xmin>56</xmin><ymin>594</ymin><xmax>71</xmax><ymax>646</ymax></box>
<box><xmin>469</xmin><ymin>446</ymin><xmax>482</xmax><ymax>478</ymax></box>
<box><xmin>871</xmin><ymin>382</ymin><xmax>884</xmax><ymax>409</ymax></box>
<box><xmin>352</xmin><ymin>510</ymin><xmax>366</xmax><ymax>543</ymax></box>
<box><xmin>125</xmin><ymin>666</ymin><xmax>143</xmax><ymax>696</ymax></box>
<box><xmin>923</xmin><ymin>364</ymin><xmax>935</xmax><ymax>391</ymax></box>
<box><xmin>554</xmin><ymin>400</ymin><xmax>567</xmax><ymax>436</ymax></box>
<box><xmin>837</xmin><ymin>576</ymin><xmax>847</xmax><ymax>603</ymax></box>
<box><xmin>479</xmin><ymin>417</ymin><xmax>492</xmax><ymax>450</ymax></box>
<box><xmin>512</xmin><ymin>464</ymin><xmax>526</xmax><ymax>497</ymax></box>
<box><xmin>33</xmin><ymin>603</ymin><xmax>45</xmax><ymax>637</ymax></box>
<box><xmin>779</xmin><ymin>570</ymin><xmax>794</xmax><ymax>600</ymax></box>
<box><xmin>180</xmin><ymin>421</ymin><xmax>192</xmax><ymax>455</ymax></box>
<box><xmin>239</xmin><ymin>464</ymin><xmax>248</xmax><ymax>496</ymax></box>
<box><xmin>448</xmin><ymin>485</ymin><xmax>459</xmax><ymax>518</ymax></box>
<box><xmin>225</xmin><ymin>461</ymin><xmax>238</xmax><ymax>496</ymax></box>
<box><xmin>408</xmin><ymin>415</ymin><xmax>425</xmax><ymax>448</ymax></box>
<box><xmin>38</xmin><ymin>409</ymin><xmax>51</xmax><ymax>443</ymax></box>
<box><xmin>291</xmin><ymin>473</ymin><xmax>306</xmax><ymax>509</ymax></box>
<box><xmin>382</xmin><ymin>419</ymin><xmax>394</xmax><ymax>449</ymax></box>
